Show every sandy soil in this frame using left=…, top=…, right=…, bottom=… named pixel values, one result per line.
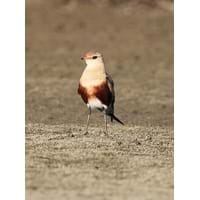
left=26, top=1, right=173, bottom=199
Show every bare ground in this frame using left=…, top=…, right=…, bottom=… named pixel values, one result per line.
left=26, top=1, right=173, bottom=200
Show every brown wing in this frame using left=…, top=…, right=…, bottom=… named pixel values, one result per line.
left=93, top=81, right=112, bottom=106
left=106, top=73, right=115, bottom=105
left=93, top=74, right=114, bottom=107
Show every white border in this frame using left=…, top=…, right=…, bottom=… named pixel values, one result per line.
left=0, top=0, right=25, bottom=200
left=0, top=0, right=200, bottom=199
left=175, top=0, right=200, bottom=199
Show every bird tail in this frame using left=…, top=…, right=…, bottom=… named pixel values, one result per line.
left=110, top=114, right=124, bottom=125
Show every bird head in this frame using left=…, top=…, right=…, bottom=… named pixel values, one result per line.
left=81, top=51, right=104, bottom=66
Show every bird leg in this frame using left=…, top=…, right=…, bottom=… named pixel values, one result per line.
left=85, top=107, right=91, bottom=135
left=104, top=112, right=108, bottom=135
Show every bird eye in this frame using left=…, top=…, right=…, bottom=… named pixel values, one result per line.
left=92, top=56, right=98, bottom=59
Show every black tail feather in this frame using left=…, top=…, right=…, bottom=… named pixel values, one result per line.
left=110, top=114, right=124, bottom=125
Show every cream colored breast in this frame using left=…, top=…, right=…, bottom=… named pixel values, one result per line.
left=80, top=63, right=106, bottom=87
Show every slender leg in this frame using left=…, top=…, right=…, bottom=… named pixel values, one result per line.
left=104, top=113, right=108, bottom=135
left=85, top=107, right=91, bottom=134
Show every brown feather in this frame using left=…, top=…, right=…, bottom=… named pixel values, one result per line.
left=78, top=83, right=89, bottom=103
left=78, top=80, right=113, bottom=107
left=93, top=81, right=113, bottom=106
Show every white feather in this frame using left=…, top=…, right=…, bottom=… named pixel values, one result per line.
left=87, top=98, right=107, bottom=110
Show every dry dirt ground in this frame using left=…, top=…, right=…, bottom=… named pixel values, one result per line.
left=26, top=1, right=174, bottom=200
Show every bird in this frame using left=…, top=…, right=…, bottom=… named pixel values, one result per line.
left=78, top=51, right=124, bottom=134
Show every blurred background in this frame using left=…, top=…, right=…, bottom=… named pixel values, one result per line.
left=26, top=1, right=174, bottom=200
left=26, top=0, right=173, bottom=127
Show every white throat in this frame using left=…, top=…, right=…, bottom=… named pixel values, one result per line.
left=80, top=61, right=106, bottom=87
